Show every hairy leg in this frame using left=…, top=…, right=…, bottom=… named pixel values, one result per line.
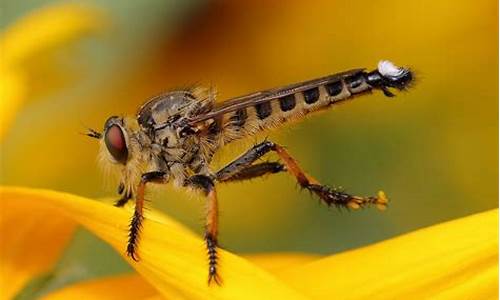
left=272, top=143, right=387, bottom=210
left=216, top=141, right=387, bottom=210
left=127, top=171, right=166, bottom=261
left=184, top=175, right=221, bottom=285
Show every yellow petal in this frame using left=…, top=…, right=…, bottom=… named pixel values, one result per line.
left=0, top=187, right=307, bottom=299
left=0, top=188, right=77, bottom=299
left=244, top=253, right=321, bottom=273
left=0, top=3, right=106, bottom=68
left=278, top=209, right=498, bottom=300
left=0, top=71, right=25, bottom=139
left=40, top=274, right=157, bottom=300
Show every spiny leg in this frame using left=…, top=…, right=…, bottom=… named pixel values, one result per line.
left=115, top=183, right=132, bottom=207
left=127, top=171, right=165, bottom=261
left=184, top=175, right=221, bottom=285
left=216, top=141, right=387, bottom=210
left=272, top=143, right=388, bottom=210
left=217, top=162, right=286, bottom=183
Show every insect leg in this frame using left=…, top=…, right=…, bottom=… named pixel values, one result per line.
left=115, top=192, right=132, bottom=207
left=184, top=175, right=221, bottom=285
left=217, top=162, right=285, bottom=183
left=127, top=171, right=166, bottom=261
left=115, top=183, right=132, bottom=207
left=272, top=143, right=388, bottom=210
left=217, top=140, right=387, bottom=209
left=215, top=141, right=277, bottom=181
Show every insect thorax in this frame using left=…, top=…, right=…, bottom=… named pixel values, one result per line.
left=136, top=90, right=215, bottom=182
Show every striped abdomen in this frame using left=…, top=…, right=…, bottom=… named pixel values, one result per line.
left=224, top=71, right=367, bottom=141
left=191, top=61, right=413, bottom=147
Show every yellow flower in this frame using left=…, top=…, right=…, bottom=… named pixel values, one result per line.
left=1, top=186, right=497, bottom=300
left=0, top=3, right=106, bottom=139
left=0, top=2, right=497, bottom=300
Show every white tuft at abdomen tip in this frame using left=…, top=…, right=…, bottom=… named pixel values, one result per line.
left=377, top=60, right=407, bottom=78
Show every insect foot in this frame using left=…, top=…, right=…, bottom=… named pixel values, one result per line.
left=205, top=232, right=222, bottom=286
left=307, top=185, right=388, bottom=211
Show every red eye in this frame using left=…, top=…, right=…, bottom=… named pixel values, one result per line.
left=105, top=125, right=128, bottom=164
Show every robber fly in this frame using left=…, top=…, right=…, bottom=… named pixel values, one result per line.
left=87, top=60, right=413, bottom=285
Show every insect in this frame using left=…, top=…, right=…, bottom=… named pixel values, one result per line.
left=87, top=60, right=413, bottom=285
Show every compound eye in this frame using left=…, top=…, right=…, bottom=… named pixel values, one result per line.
left=104, top=125, right=128, bottom=164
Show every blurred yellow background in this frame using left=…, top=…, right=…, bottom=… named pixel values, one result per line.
left=1, top=0, right=498, bottom=297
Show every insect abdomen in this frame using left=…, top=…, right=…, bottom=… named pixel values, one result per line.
left=193, top=61, right=413, bottom=148
left=221, top=70, right=372, bottom=142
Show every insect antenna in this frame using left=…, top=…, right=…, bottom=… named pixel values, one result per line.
left=84, top=128, right=102, bottom=139
left=79, top=121, right=102, bottom=139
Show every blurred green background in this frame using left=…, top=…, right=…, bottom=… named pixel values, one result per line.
left=1, top=0, right=498, bottom=297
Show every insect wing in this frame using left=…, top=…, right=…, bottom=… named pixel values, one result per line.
left=187, top=69, right=363, bottom=125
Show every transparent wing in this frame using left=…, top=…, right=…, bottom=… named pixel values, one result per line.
left=187, top=69, right=363, bottom=125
